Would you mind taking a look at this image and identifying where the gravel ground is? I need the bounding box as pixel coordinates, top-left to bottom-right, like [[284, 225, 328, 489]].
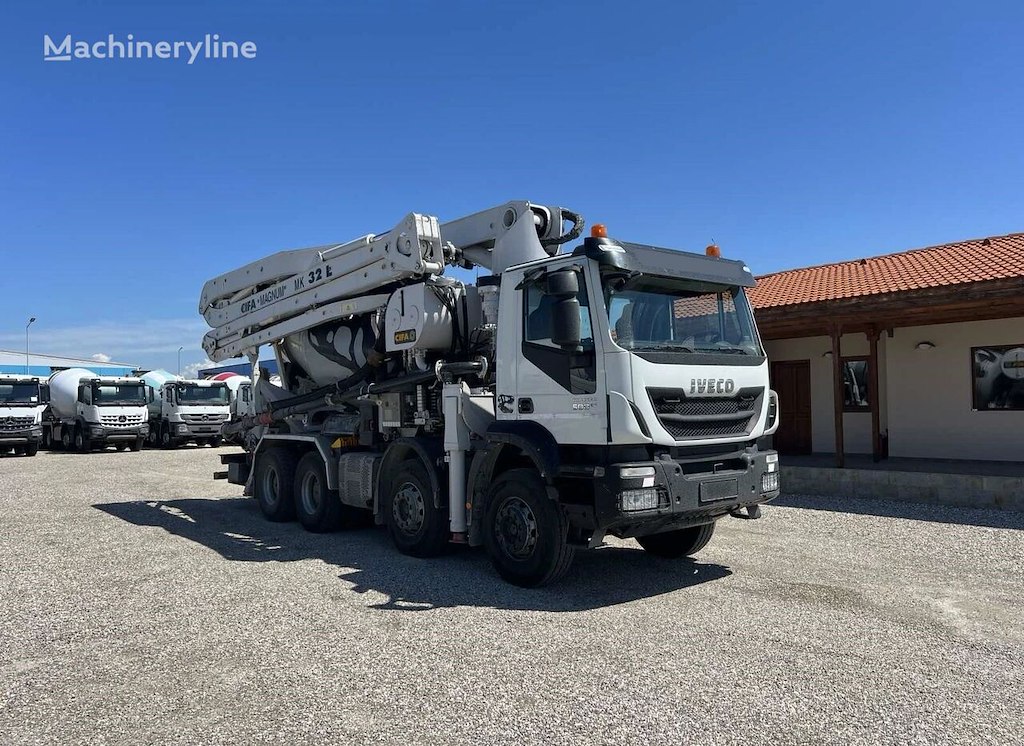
[[1, 448, 1022, 745]]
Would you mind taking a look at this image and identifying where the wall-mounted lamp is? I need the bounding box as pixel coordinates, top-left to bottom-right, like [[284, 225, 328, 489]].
[[822, 351, 833, 359], [915, 341, 936, 350]]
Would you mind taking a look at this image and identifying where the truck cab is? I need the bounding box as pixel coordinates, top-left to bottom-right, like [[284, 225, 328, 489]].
[[0, 376, 47, 456], [149, 380, 230, 448]]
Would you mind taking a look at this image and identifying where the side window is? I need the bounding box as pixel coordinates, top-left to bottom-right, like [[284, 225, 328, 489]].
[[523, 275, 593, 349], [521, 270, 596, 394]]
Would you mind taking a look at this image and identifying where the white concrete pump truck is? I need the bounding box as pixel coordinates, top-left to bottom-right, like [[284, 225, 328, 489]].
[[0, 376, 47, 456], [42, 368, 149, 452], [202, 201, 781, 586]]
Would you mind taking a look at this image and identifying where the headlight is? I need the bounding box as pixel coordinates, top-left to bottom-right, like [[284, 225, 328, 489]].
[[177, 424, 188, 433], [619, 488, 661, 512], [619, 465, 656, 479], [90, 426, 104, 436], [762, 472, 780, 493]]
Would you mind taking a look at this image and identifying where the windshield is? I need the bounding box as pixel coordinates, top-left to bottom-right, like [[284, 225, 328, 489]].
[[0, 382, 40, 406], [93, 383, 147, 406], [604, 274, 763, 356], [178, 384, 230, 405]]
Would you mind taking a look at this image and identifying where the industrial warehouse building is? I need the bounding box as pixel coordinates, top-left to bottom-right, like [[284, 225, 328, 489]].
[[0, 350, 137, 378], [751, 232, 1024, 465]]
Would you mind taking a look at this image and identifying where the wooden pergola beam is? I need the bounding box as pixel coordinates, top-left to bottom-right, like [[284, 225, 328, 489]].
[[830, 325, 844, 469]]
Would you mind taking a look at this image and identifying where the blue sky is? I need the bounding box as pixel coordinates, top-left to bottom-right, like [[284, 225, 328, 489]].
[[2, 1, 1023, 374]]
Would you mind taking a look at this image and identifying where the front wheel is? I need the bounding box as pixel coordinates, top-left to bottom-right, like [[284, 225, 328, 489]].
[[483, 468, 575, 587], [73, 427, 90, 453], [130, 437, 143, 452], [160, 425, 175, 449], [636, 523, 716, 558], [382, 459, 449, 557], [25, 441, 39, 457], [254, 449, 297, 522], [294, 452, 345, 533]]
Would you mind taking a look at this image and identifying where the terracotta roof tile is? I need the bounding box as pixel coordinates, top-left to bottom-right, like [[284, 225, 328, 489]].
[[748, 232, 1024, 309]]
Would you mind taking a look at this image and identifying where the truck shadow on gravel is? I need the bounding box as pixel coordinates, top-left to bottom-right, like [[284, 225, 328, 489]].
[[94, 497, 732, 612]]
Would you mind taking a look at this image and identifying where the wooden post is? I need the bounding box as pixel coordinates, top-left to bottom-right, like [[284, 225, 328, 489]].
[[868, 328, 882, 462], [830, 326, 845, 468]]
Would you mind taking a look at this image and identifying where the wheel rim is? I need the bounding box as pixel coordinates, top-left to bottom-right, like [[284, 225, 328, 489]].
[[300, 470, 323, 516], [62, 431, 71, 448], [392, 481, 425, 535], [494, 495, 538, 560], [262, 466, 280, 508], [75, 432, 83, 449]]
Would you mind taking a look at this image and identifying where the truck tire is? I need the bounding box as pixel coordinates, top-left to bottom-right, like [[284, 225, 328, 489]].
[[160, 424, 175, 449], [382, 459, 449, 558], [73, 427, 91, 453], [61, 428, 72, 450], [483, 468, 575, 588], [636, 522, 716, 559], [130, 436, 143, 452], [210, 436, 223, 448], [25, 442, 39, 457], [254, 449, 297, 522], [41, 429, 52, 450], [147, 426, 160, 447], [294, 452, 345, 533]]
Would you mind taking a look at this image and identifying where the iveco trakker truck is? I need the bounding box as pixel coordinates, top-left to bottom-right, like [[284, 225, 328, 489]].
[[142, 370, 229, 448], [43, 368, 149, 452], [201, 201, 780, 586], [0, 376, 46, 456]]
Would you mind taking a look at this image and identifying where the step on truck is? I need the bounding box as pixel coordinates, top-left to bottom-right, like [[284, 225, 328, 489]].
[[0, 376, 47, 456], [43, 368, 149, 452], [201, 201, 781, 586], [142, 370, 229, 448]]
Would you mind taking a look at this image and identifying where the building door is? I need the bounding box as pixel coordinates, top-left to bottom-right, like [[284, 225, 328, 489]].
[[771, 360, 812, 455]]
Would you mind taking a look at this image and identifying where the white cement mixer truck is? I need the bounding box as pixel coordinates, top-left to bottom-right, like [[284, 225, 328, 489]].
[[0, 376, 47, 456], [202, 201, 781, 587], [43, 368, 149, 452], [142, 370, 229, 448]]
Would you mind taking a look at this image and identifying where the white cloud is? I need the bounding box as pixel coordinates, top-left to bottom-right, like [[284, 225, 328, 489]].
[[91, 353, 112, 363], [180, 358, 216, 379]]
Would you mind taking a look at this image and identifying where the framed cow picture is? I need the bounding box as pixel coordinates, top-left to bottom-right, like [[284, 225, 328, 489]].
[[972, 345, 1024, 411]]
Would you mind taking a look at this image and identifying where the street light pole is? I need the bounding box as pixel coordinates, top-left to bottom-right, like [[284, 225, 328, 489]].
[[178, 346, 184, 378], [25, 317, 36, 374]]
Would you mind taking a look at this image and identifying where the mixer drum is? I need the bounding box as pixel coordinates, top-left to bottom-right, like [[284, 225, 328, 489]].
[[282, 315, 378, 388]]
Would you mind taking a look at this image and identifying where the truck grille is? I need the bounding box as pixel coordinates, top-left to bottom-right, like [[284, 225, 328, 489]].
[[0, 416, 34, 432], [181, 413, 228, 424], [100, 414, 145, 428], [647, 387, 764, 441]]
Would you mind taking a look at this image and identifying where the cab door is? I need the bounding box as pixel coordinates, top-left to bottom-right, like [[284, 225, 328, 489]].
[[497, 262, 606, 445]]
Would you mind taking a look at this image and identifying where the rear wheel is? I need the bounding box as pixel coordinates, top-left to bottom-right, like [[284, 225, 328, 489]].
[[294, 452, 346, 533], [60, 427, 72, 450], [254, 449, 297, 522], [147, 425, 160, 447], [483, 468, 575, 587], [636, 523, 716, 558], [382, 459, 449, 557]]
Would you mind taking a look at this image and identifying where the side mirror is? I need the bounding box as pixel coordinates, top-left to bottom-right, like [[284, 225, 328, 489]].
[[77, 384, 89, 404], [545, 268, 579, 297], [550, 298, 582, 350], [39, 384, 50, 404]]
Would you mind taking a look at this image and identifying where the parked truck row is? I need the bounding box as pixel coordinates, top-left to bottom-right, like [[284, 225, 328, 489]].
[[2, 368, 251, 455]]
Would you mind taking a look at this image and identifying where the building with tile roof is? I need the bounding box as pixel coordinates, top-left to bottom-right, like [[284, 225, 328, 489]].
[[752, 232, 1024, 464]]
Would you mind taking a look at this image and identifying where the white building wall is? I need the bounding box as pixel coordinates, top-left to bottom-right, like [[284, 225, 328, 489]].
[[885, 317, 1024, 461], [766, 316, 1024, 462]]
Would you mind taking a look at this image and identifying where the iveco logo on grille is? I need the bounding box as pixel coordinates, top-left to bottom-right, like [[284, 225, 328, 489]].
[[689, 378, 735, 395]]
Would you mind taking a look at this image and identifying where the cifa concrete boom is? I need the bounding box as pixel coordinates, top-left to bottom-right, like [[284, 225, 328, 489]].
[[200, 201, 781, 586]]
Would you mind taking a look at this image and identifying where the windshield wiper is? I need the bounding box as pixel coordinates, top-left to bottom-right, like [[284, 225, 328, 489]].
[[633, 343, 696, 353]]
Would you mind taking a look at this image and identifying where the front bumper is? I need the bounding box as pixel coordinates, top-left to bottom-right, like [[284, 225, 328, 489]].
[[171, 422, 223, 438], [88, 425, 149, 442], [591, 448, 780, 538], [0, 427, 42, 445]]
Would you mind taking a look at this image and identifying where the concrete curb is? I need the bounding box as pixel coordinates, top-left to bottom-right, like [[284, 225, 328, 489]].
[[782, 465, 1024, 512]]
